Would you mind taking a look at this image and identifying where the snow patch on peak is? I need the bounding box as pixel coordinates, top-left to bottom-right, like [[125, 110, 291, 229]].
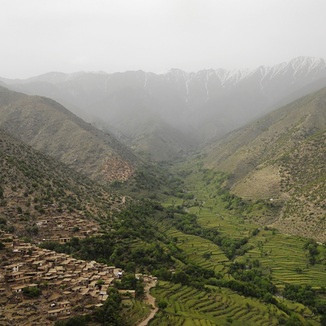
[[214, 68, 250, 86], [289, 56, 326, 74], [167, 68, 190, 81]]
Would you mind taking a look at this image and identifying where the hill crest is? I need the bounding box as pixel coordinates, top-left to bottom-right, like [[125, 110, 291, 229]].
[[0, 86, 138, 182]]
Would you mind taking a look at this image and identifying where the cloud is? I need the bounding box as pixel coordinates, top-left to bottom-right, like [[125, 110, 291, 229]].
[[1, 0, 326, 78]]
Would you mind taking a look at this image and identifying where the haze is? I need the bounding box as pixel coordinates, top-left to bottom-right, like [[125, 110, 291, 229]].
[[1, 0, 326, 78]]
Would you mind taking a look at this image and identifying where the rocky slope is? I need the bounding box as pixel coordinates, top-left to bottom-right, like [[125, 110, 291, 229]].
[[0, 86, 138, 182], [0, 129, 126, 241]]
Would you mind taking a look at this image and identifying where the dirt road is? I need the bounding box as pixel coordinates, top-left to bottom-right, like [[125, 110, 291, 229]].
[[137, 280, 158, 326]]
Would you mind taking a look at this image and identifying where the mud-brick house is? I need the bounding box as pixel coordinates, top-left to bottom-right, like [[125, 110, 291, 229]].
[[5, 263, 24, 273]]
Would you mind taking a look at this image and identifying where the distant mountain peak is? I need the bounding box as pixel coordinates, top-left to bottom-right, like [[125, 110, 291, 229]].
[[1, 55, 326, 159], [288, 56, 326, 76]]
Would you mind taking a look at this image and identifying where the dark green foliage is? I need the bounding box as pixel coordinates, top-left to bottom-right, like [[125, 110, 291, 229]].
[[251, 228, 260, 236], [321, 314, 326, 326], [23, 286, 41, 298], [115, 273, 144, 298], [55, 315, 91, 326], [168, 264, 217, 290], [228, 261, 276, 296], [172, 271, 189, 286], [157, 300, 168, 310], [283, 284, 316, 307], [93, 288, 127, 326], [303, 239, 319, 265], [41, 201, 175, 273]]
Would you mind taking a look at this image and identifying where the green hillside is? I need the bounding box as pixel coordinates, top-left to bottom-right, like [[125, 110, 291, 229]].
[[203, 88, 326, 241]]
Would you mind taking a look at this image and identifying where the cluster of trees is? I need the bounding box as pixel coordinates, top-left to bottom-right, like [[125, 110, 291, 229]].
[[55, 288, 127, 326], [227, 261, 276, 299], [115, 273, 144, 297], [283, 284, 316, 307], [303, 239, 320, 265], [154, 263, 217, 290], [22, 286, 42, 298], [283, 284, 326, 325], [41, 201, 175, 273]]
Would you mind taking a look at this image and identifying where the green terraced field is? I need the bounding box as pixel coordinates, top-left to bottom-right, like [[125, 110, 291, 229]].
[[123, 299, 151, 325], [150, 281, 320, 326], [165, 226, 229, 274], [155, 166, 326, 325], [236, 228, 326, 288]]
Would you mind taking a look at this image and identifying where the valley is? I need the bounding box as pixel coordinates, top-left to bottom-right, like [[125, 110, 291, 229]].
[[0, 58, 325, 325]]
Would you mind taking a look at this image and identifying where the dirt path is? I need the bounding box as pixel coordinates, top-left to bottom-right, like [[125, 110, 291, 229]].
[[137, 280, 158, 326]]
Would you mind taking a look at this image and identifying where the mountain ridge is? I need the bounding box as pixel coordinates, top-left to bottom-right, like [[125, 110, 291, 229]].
[[0, 86, 138, 182], [1, 56, 326, 161]]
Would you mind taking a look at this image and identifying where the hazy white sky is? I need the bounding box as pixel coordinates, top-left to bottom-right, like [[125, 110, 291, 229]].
[[1, 0, 326, 78]]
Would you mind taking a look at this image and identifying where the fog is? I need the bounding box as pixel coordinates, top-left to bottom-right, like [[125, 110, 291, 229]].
[[1, 0, 326, 78]]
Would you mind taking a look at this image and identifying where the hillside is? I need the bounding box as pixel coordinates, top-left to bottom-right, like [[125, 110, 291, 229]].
[[0, 129, 125, 242], [0, 86, 138, 182], [0, 129, 168, 325], [203, 88, 326, 241]]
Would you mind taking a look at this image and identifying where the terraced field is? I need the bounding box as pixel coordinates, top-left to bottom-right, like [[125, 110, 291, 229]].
[[123, 299, 151, 325], [150, 214, 229, 274], [152, 166, 326, 325], [236, 228, 326, 288], [150, 281, 319, 326], [190, 204, 257, 239], [165, 227, 230, 274]]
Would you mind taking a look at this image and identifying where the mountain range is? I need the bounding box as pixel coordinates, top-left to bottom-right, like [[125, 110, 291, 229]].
[[2, 57, 326, 160]]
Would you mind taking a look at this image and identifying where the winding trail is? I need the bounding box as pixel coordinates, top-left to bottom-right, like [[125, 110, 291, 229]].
[[137, 279, 158, 326]]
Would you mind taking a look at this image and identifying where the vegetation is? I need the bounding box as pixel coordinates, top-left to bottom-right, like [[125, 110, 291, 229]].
[[1, 86, 325, 325], [22, 286, 42, 298]]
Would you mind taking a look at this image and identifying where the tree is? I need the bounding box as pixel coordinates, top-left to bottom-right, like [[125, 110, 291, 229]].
[[172, 271, 189, 285], [320, 314, 326, 326], [94, 288, 126, 325], [23, 286, 41, 298], [158, 300, 168, 310]]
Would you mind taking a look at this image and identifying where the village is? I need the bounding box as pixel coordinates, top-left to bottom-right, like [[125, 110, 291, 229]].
[[0, 231, 157, 325]]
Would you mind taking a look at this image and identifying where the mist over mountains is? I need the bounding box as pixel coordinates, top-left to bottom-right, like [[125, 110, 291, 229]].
[[1, 54, 326, 325], [0, 86, 137, 182], [2, 56, 326, 161]]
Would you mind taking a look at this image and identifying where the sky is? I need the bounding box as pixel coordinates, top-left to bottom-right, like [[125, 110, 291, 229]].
[[1, 0, 326, 78]]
